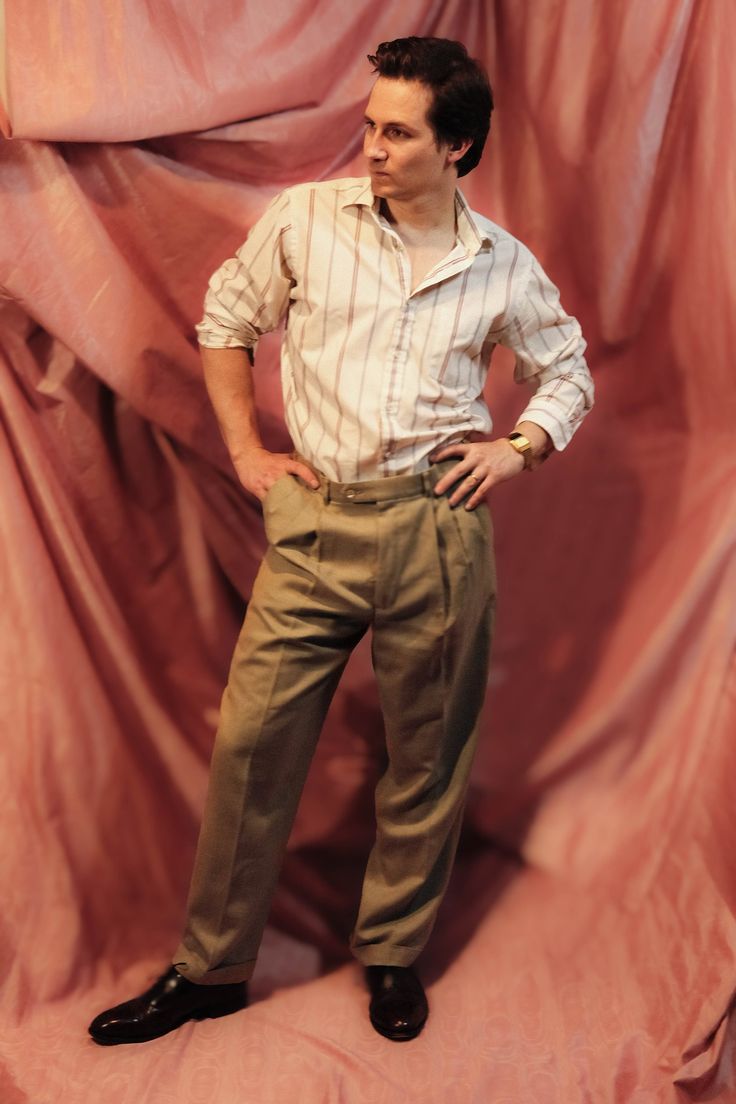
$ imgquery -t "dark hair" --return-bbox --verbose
[367,37,493,177]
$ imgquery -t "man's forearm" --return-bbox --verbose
[200,343,319,500]
[200,345,263,470]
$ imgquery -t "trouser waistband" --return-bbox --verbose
[301,459,457,506]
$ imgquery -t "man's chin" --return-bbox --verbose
[369,173,393,192]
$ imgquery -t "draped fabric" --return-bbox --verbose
[1,2,735,1100]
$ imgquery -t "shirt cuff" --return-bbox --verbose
[196,335,252,349]
[514,405,575,452]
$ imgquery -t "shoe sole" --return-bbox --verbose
[88,999,247,1046]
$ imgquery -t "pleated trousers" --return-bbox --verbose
[172,462,496,985]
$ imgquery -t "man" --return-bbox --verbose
[89,36,593,1046]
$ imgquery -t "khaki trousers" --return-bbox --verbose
[172,462,495,985]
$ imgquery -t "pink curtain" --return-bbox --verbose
[2,2,735,1100]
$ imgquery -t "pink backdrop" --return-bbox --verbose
[2,2,735,1101]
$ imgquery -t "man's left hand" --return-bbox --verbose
[430,439,525,509]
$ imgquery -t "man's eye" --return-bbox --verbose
[388,128,407,139]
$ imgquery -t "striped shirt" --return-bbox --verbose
[196,177,593,482]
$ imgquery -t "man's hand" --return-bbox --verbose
[430,439,525,509]
[234,447,320,503]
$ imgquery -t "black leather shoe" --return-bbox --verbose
[88,966,248,1045]
[366,965,429,1041]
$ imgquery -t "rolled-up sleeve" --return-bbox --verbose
[195,190,294,351]
[500,255,594,450]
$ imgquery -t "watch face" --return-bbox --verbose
[507,433,532,469]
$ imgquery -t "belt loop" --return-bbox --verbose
[322,478,332,504]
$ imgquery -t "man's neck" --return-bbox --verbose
[380,184,458,242]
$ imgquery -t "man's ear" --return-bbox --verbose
[447,138,472,166]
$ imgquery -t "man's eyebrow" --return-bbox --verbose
[363,114,415,131]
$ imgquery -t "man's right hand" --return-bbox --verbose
[234,446,320,502]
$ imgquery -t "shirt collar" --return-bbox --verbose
[341,178,493,254]
[340,179,376,210]
[454,188,494,253]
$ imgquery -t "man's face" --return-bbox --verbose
[363,77,457,204]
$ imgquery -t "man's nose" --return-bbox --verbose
[364,131,387,160]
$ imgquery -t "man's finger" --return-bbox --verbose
[434,460,474,497]
[448,471,483,508]
[429,443,468,465]
[463,481,491,510]
[287,459,320,489]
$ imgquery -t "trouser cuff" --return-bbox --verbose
[172,954,256,986]
[350,945,422,968]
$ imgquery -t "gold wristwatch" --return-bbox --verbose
[506,431,534,470]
